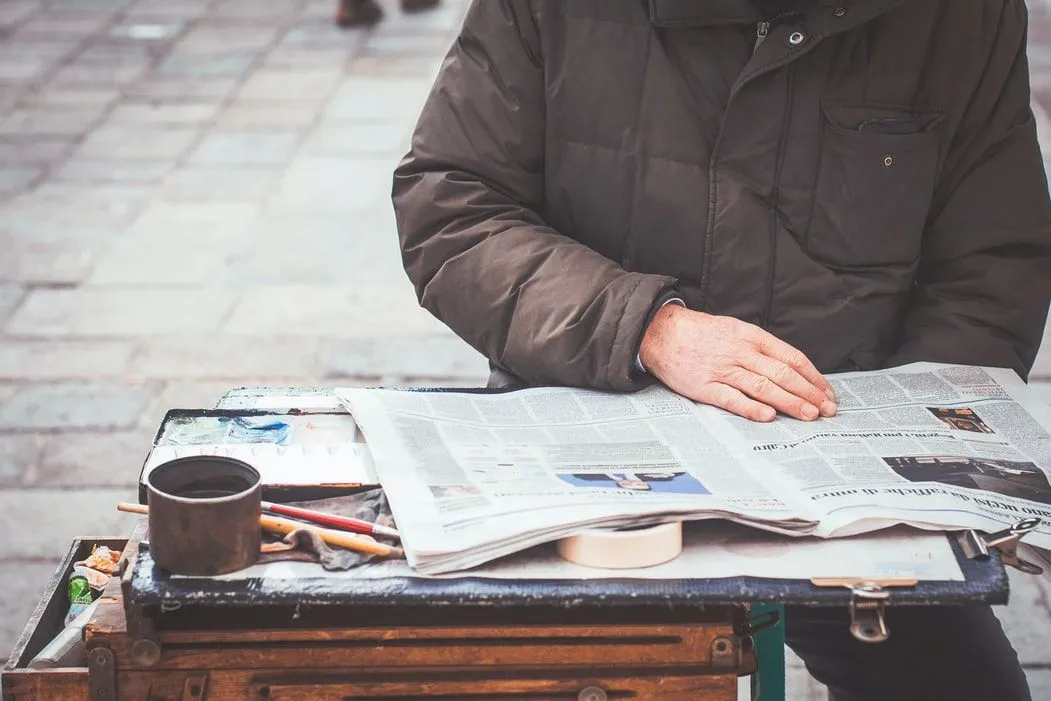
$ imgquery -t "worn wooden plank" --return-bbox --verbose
[158,622,711,643]
[1,668,88,701]
[111,669,737,701]
[107,636,727,671]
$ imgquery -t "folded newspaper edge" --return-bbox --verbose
[337,362,1051,575]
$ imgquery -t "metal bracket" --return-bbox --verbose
[848,583,891,644]
[181,674,209,701]
[87,647,116,701]
[957,518,1043,575]
[737,607,780,637]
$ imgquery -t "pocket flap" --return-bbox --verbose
[822,104,946,134]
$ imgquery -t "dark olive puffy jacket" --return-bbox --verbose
[394,0,1051,390]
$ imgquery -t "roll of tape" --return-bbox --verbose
[556,521,683,569]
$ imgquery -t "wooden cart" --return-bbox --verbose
[3,537,756,701]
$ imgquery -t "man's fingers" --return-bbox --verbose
[750,331,835,400]
[741,355,837,417]
[698,383,776,422]
[724,368,822,421]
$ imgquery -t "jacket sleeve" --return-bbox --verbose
[392,0,676,391]
[885,0,1051,379]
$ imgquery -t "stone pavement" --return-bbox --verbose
[0,1,1049,698]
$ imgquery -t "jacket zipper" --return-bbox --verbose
[753,21,770,53]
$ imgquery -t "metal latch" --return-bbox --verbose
[811,578,917,644]
[848,583,891,644]
[87,647,116,701]
[957,518,1043,575]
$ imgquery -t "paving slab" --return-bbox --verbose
[224,284,450,337]
[0,285,24,327]
[301,122,411,156]
[33,429,154,487]
[0,0,42,28]
[995,569,1051,666]
[53,159,175,185]
[188,130,302,166]
[155,166,278,202]
[322,335,488,382]
[128,335,323,380]
[0,226,115,286]
[0,136,78,165]
[106,102,221,126]
[215,102,320,130]
[0,105,108,137]
[0,382,157,431]
[0,434,42,486]
[0,340,135,381]
[235,67,343,102]
[6,289,235,336]
[0,488,139,559]
[0,561,63,663]
[268,156,397,210]
[76,124,201,161]
[324,76,431,121]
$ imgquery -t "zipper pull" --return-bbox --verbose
[754,21,770,53]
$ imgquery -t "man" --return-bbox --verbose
[392,1,1051,698]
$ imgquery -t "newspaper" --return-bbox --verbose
[337,363,1051,575]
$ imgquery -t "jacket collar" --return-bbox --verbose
[647,0,901,27]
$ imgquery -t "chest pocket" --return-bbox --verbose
[807,104,944,268]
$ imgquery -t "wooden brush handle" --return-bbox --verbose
[259,514,398,558]
[117,502,401,558]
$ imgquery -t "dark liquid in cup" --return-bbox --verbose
[170,474,255,499]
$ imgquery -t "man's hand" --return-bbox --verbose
[639,305,837,422]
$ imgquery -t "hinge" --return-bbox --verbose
[957,518,1043,575]
[87,647,116,701]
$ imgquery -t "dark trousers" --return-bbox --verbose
[785,605,1031,701]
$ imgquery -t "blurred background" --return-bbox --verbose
[0,0,1049,697]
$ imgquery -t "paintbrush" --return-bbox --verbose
[117,502,403,559]
[260,501,400,540]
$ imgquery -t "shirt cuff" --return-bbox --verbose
[634,296,685,375]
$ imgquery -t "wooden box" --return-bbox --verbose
[4,538,748,700]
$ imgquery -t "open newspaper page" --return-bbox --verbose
[338,386,818,574]
[702,362,1051,549]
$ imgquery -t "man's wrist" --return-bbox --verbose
[635,294,685,375]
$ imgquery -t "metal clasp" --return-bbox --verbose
[957,518,1043,575]
[848,583,890,644]
[810,578,917,644]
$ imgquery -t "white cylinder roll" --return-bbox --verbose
[556,521,683,569]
